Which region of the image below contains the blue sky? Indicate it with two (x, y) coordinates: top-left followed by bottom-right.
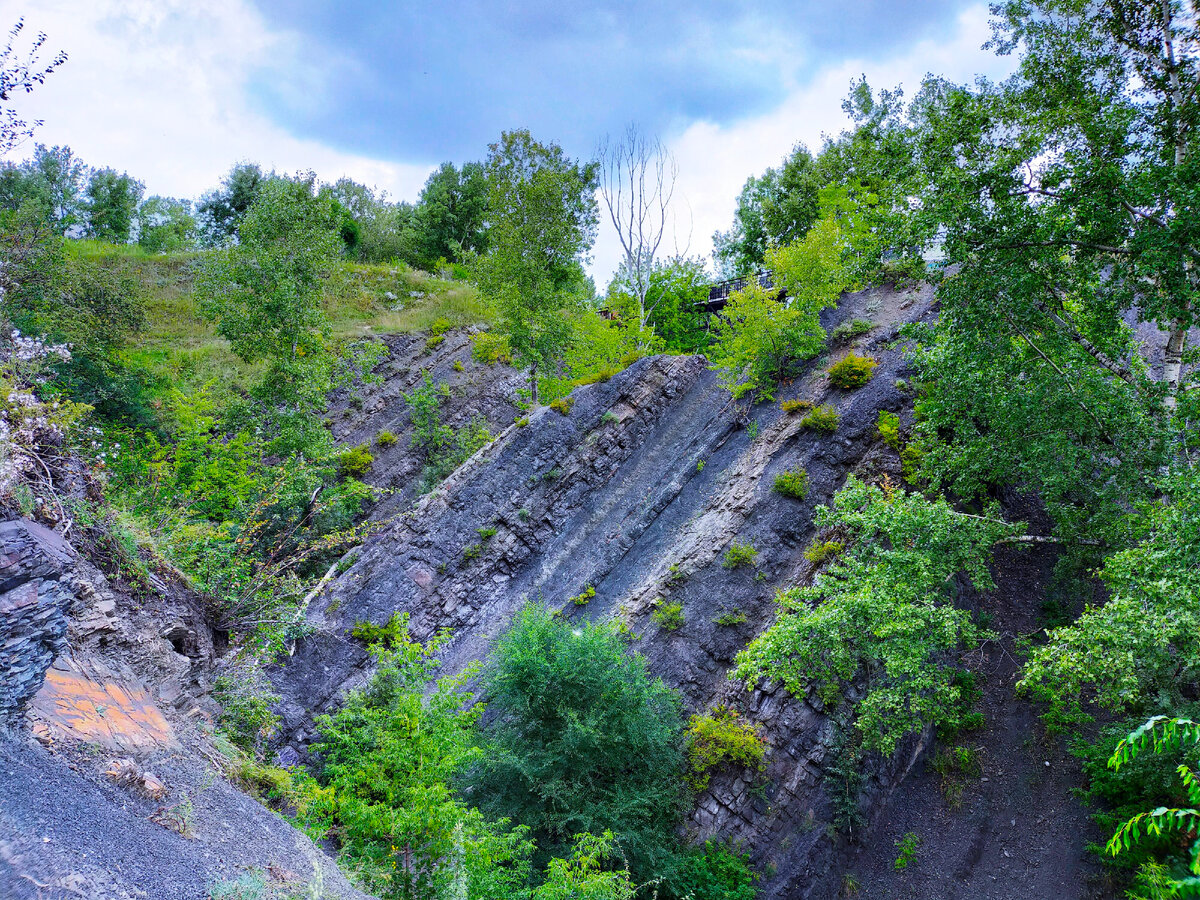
(0, 0), (1010, 281)
(246, 0), (971, 163)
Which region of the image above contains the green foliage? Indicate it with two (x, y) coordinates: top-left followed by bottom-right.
(652, 601), (685, 631)
(600, 410), (619, 425)
(1104, 716), (1200, 893)
(303, 619), (534, 900)
(876, 410), (901, 450)
(713, 609), (747, 627)
(137, 196), (197, 253)
(208, 872), (268, 900)
(570, 585), (596, 606)
(337, 445), (374, 478)
(196, 162), (265, 245)
(213, 661), (281, 757)
(606, 255), (712, 354)
(1019, 470), (1200, 731)
(827, 354), (878, 389)
(685, 707), (766, 791)
(406, 161), (490, 268)
(468, 130), (598, 403)
(669, 841), (757, 900)
(772, 470), (809, 500)
(375, 430), (398, 447)
(425, 333), (445, 352)
(461, 543), (482, 562)
(830, 319), (874, 344)
(538, 307), (648, 404)
(83, 167), (144, 243)
(532, 832), (635, 900)
(453, 359), (465, 372)
(893, 833), (921, 870)
(800, 405), (839, 433)
(404, 370), (491, 490)
(736, 477), (1017, 754)
(549, 396), (574, 415)
(350, 612), (411, 650)
(477, 525), (497, 540)
(780, 398), (812, 414)
(472, 331), (512, 365)
(467, 604), (686, 877)
(722, 542), (759, 570)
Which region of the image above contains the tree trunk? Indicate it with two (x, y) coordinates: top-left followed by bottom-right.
(530, 361), (538, 405)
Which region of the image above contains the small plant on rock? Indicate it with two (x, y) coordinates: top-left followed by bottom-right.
(471, 331), (512, 365)
(773, 469), (809, 500)
(652, 600), (685, 630)
(723, 541), (759, 570)
(477, 525), (497, 540)
(337, 444), (374, 478)
(713, 608), (748, 627)
(425, 333), (446, 352)
(601, 410), (619, 425)
(685, 707), (766, 791)
(804, 540), (843, 564)
(894, 832), (921, 870)
(461, 542), (482, 562)
(876, 410), (901, 449)
(570, 584), (596, 606)
(800, 404), (839, 433)
(828, 354), (878, 389)
(830, 319), (874, 344)
(549, 396), (575, 415)
(375, 430), (398, 448)
(453, 359), (465, 372)
(780, 398), (813, 414)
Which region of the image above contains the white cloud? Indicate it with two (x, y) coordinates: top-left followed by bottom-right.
(0, 0), (434, 201)
(590, 3), (1014, 286)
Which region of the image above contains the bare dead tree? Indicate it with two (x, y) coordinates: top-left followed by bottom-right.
(597, 125), (678, 345)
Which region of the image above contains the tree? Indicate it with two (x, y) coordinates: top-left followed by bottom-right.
(712, 144), (820, 277)
(409, 160), (490, 267)
(84, 168), (144, 243)
(598, 125), (678, 344)
(195, 173), (342, 452)
(708, 194), (855, 398)
(469, 130), (598, 403)
(196, 162), (266, 246)
(735, 477), (1018, 754)
(2, 144), (87, 233)
(607, 255), (711, 354)
(136, 196), (197, 253)
(0, 19), (67, 153)
(467, 604), (686, 877)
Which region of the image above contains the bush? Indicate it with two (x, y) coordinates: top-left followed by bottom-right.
(452, 359), (465, 372)
(351, 612), (410, 649)
(800, 404), (839, 433)
(804, 540), (843, 564)
(830, 319), (874, 344)
(722, 542), (759, 569)
(375, 429), (398, 447)
(780, 398), (813, 414)
(876, 410), (901, 449)
(471, 331), (512, 365)
(669, 841), (758, 900)
(685, 707), (766, 791)
(652, 600), (685, 630)
(213, 663), (281, 757)
(477, 525), (497, 540)
(827, 354), (878, 389)
(713, 608), (747, 627)
(337, 444), (374, 477)
(466, 604), (686, 876)
(549, 396), (574, 415)
(773, 470), (809, 500)
(514, 416), (529, 427)
(570, 584), (596, 606)
(429, 317), (452, 336)
(424, 333), (445, 352)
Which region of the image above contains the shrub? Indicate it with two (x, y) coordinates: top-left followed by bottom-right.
(453, 359), (465, 372)
(670, 841), (758, 900)
(461, 542), (482, 562)
(804, 540), (843, 564)
(685, 707), (766, 791)
(549, 396), (575, 415)
(830, 319), (874, 344)
(471, 331), (512, 365)
(350, 612), (410, 649)
(773, 470), (809, 500)
(696, 460), (706, 472)
(375, 430), (398, 447)
(780, 398), (813, 414)
(570, 584), (596, 606)
(713, 608), (747, 627)
(467, 604), (686, 876)
(477, 525), (497, 540)
(514, 416), (529, 427)
(652, 600), (685, 630)
(800, 404), (839, 433)
(336, 444), (374, 478)
(722, 542), (759, 569)
(827, 354), (878, 389)
(876, 410), (901, 449)
(430, 317), (452, 336)
(894, 832), (921, 870)
(424, 333), (445, 352)
(213, 663), (281, 757)
(601, 410), (619, 425)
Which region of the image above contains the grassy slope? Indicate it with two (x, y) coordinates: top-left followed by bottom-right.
(70, 241), (495, 402)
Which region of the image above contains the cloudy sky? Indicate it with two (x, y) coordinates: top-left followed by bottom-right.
(0, 0), (1013, 283)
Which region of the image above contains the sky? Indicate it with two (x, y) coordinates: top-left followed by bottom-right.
(0, 0), (1014, 284)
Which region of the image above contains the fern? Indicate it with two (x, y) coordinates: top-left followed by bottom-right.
(1106, 716), (1200, 882)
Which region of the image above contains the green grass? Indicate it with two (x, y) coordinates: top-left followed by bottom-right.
(82, 246), (494, 402)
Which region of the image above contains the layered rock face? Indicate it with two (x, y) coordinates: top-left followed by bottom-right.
(277, 281), (937, 897)
(0, 519), (75, 730)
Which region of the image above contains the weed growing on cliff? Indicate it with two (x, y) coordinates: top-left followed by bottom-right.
(375, 429), (397, 447)
(831, 319), (874, 344)
(773, 470), (809, 500)
(404, 370), (491, 490)
(894, 832), (921, 870)
(471, 330), (512, 365)
(722, 542), (758, 570)
(876, 410), (900, 450)
(804, 540), (843, 565)
(780, 398), (812, 415)
(800, 404), (839, 433)
(213, 661), (281, 758)
(652, 600), (685, 630)
(685, 707), (766, 791)
(713, 608), (747, 627)
(336, 444), (374, 478)
(549, 395), (574, 415)
(570, 584), (596, 606)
